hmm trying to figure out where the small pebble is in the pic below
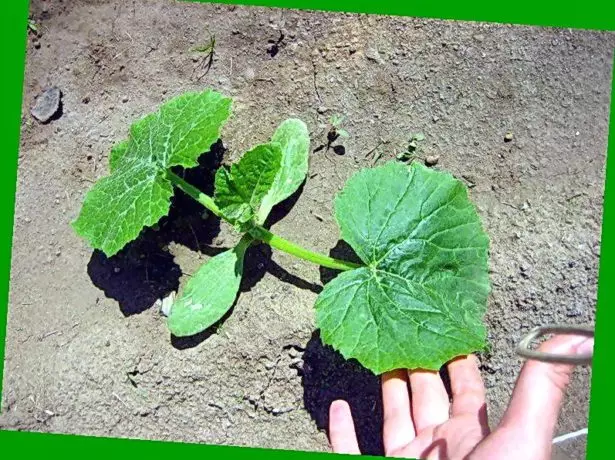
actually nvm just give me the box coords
[432,115,440,122]
[122,96,129,103]
[113,267,121,274]
[504,132,514,142]
[33,40,41,49]
[317,106,328,114]
[425,155,440,167]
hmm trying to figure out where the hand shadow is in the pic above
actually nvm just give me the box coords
[302,331,384,456]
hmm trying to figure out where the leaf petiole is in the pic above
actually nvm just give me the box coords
[166,170,222,217]
[248,226,361,272]
[166,170,361,271]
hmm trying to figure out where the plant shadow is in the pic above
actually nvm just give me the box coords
[302,331,384,456]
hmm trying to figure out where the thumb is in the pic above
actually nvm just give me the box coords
[499,334,593,453]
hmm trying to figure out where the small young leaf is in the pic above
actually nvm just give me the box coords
[73,90,232,256]
[315,161,490,374]
[167,236,251,337]
[257,119,310,224]
[215,143,282,229]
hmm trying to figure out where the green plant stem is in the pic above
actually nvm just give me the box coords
[166,171,221,217]
[166,171,362,271]
[248,226,361,271]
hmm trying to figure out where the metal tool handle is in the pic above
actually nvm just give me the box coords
[516,324,594,366]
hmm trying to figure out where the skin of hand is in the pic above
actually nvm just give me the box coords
[328,334,593,460]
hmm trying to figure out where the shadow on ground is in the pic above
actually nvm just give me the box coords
[301,331,384,456]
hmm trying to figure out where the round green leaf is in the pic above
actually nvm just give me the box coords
[315,161,490,374]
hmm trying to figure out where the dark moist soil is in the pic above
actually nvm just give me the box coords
[2,1,613,459]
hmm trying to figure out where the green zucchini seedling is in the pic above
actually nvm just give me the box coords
[73,89,490,375]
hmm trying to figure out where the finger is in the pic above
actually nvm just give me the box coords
[448,355,489,434]
[328,400,361,455]
[408,369,450,432]
[499,335,593,447]
[382,370,415,454]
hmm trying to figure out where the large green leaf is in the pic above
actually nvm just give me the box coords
[315,161,490,374]
[73,90,232,256]
[214,143,282,229]
[167,236,251,337]
[257,119,310,224]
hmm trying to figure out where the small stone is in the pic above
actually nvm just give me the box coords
[317,106,328,114]
[504,132,514,142]
[113,267,121,274]
[31,87,62,123]
[121,96,129,103]
[33,40,41,49]
[105,340,111,347]
[566,306,583,318]
[432,115,440,122]
[473,34,485,42]
[425,155,440,167]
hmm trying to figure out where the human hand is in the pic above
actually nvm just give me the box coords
[328,334,593,459]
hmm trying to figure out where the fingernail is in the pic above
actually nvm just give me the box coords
[576,338,594,356]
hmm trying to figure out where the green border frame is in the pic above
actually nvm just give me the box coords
[1,0,613,458]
